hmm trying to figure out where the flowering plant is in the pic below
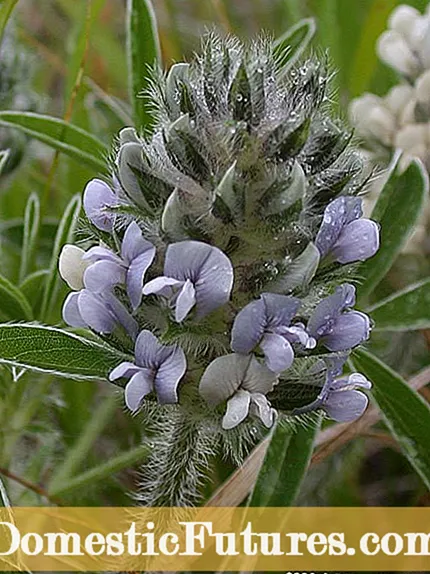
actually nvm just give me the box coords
[1,0,430,511]
[41,33,380,504]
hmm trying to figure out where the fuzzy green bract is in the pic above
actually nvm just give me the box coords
[6,33,382,506]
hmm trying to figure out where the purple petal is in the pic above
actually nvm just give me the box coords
[109,362,141,381]
[121,222,155,264]
[231,300,266,354]
[323,389,369,422]
[165,241,234,318]
[260,332,294,373]
[103,293,139,340]
[322,310,370,351]
[134,330,161,368]
[222,390,251,430]
[83,179,117,232]
[124,371,154,412]
[307,284,356,339]
[261,293,300,328]
[323,353,349,380]
[281,324,315,348]
[78,291,116,333]
[315,196,362,257]
[143,276,183,297]
[175,279,196,322]
[127,250,156,310]
[154,345,187,404]
[330,373,372,392]
[62,292,86,328]
[83,260,126,293]
[84,246,122,264]
[331,219,380,264]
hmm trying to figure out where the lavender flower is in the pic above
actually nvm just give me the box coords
[315,197,380,264]
[308,284,370,351]
[83,178,118,232]
[83,222,156,310]
[62,289,138,339]
[143,241,234,322]
[293,367,372,423]
[199,353,277,429]
[110,330,187,411]
[231,293,315,374]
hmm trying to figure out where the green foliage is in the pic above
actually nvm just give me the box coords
[249,417,320,506]
[368,278,430,331]
[352,349,430,490]
[358,159,428,302]
[0,112,108,172]
[127,0,161,129]
[0,324,128,380]
[274,18,316,74]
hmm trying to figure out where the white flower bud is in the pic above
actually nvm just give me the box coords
[395,124,427,154]
[399,98,417,126]
[416,70,430,104]
[384,84,414,117]
[58,245,90,291]
[377,30,420,77]
[388,5,420,40]
[349,94,395,145]
[417,25,430,68]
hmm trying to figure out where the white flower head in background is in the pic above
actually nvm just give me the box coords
[349,3,430,254]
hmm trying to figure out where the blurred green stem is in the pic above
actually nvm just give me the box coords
[49,445,150,498]
[47,393,119,493]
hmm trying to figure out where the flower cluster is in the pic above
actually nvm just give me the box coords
[59,33,380,432]
[349,3,430,252]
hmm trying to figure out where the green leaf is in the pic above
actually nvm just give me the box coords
[352,349,430,489]
[19,193,40,283]
[274,18,316,75]
[126,0,161,129]
[49,444,149,498]
[349,0,398,96]
[48,394,119,493]
[248,417,320,507]
[40,194,81,320]
[0,0,18,44]
[0,274,33,321]
[0,112,108,172]
[368,278,430,331]
[0,149,10,176]
[20,270,49,314]
[0,324,128,381]
[358,159,428,301]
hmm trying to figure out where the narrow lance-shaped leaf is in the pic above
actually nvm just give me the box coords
[19,193,40,283]
[126,0,161,129]
[274,18,316,76]
[0,274,33,321]
[367,278,430,331]
[40,194,81,320]
[352,349,430,490]
[0,0,18,44]
[0,111,108,172]
[0,324,129,382]
[0,149,10,176]
[248,416,320,507]
[358,159,428,301]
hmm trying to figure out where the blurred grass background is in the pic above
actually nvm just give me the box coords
[1,0,430,508]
